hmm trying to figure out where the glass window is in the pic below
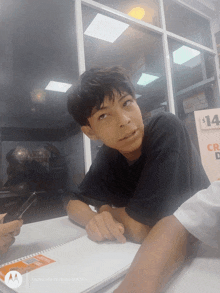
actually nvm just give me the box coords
[215,31,220,68]
[168,38,218,152]
[93,0,161,27]
[0,0,85,191]
[82,5,168,159]
[164,0,213,48]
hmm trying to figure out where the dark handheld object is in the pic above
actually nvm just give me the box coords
[4,192,38,223]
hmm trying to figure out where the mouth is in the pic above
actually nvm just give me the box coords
[120,130,137,141]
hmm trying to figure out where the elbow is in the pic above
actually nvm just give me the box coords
[66,199,73,214]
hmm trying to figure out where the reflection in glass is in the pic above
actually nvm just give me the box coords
[164,0,213,48]
[169,38,218,152]
[45,81,72,93]
[94,0,161,27]
[173,46,201,66]
[82,5,167,158]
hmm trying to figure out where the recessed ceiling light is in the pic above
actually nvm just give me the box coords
[45,81,72,93]
[173,45,200,65]
[137,73,159,86]
[84,13,129,43]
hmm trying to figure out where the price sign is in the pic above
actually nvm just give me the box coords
[200,114,220,130]
[195,108,220,183]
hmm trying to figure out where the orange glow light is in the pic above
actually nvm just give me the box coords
[128,7,145,20]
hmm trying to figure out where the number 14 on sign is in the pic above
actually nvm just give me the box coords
[201,114,220,129]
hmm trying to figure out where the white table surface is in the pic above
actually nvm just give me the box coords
[0,216,86,266]
[0,216,220,293]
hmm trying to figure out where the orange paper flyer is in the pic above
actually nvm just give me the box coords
[0,254,55,281]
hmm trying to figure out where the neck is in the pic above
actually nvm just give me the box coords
[120,146,142,163]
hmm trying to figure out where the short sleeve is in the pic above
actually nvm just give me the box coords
[174,181,220,248]
[74,146,116,209]
[125,113,210,226]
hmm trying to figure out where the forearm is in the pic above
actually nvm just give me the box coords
[66,200,96,227]
[115,215,192,293]
[99,205,150,243]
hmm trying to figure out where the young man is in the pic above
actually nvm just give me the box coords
[66,66,210,246]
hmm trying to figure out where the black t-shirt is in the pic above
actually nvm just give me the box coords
[73,112,210,226]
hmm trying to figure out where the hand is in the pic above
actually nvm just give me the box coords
[85,211,126,243]
[0,214,23,255]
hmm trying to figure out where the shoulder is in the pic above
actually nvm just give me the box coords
[142,112,187,153]
[144,112,185,142]
[144,112,183,133]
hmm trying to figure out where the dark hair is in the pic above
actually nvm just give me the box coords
[67,66,135,126]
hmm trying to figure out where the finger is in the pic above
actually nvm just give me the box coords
[116,223,125,234]
[95,214,115,241]
[86,221,104,242]
[17,218,23,225]
[0,220,22,236]
[101,212,124,241]
[0,237,15,254]
[10,236,15,246]
[12,227,21,236]
[0,234,15,247]
[0,213,7,224]
[102,213,126,244]
[0,245,9,255]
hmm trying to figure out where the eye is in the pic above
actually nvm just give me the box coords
[98,113,107,120]
[123,99,133,107]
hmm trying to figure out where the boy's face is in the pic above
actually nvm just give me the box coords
[81,91,144,160]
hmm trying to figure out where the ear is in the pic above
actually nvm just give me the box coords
[81,125,99,140]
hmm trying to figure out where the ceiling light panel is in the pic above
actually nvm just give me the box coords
[173,45,201,65]
[84,13,129,43]
[45,81,72,93]
[137,73,159,86]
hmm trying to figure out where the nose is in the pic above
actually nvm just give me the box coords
[117,112,131,128]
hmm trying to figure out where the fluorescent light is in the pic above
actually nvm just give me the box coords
[173,46,200,65]
[135,94,142,99]
[45,81,72,93]
[84,13,129,43]
[137,73,159,86]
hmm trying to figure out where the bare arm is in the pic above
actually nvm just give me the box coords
[67,200,150,243]
[66,200,126,243]
[114,215,196,293]
[99,205,151,243]
[66,200,97,227]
